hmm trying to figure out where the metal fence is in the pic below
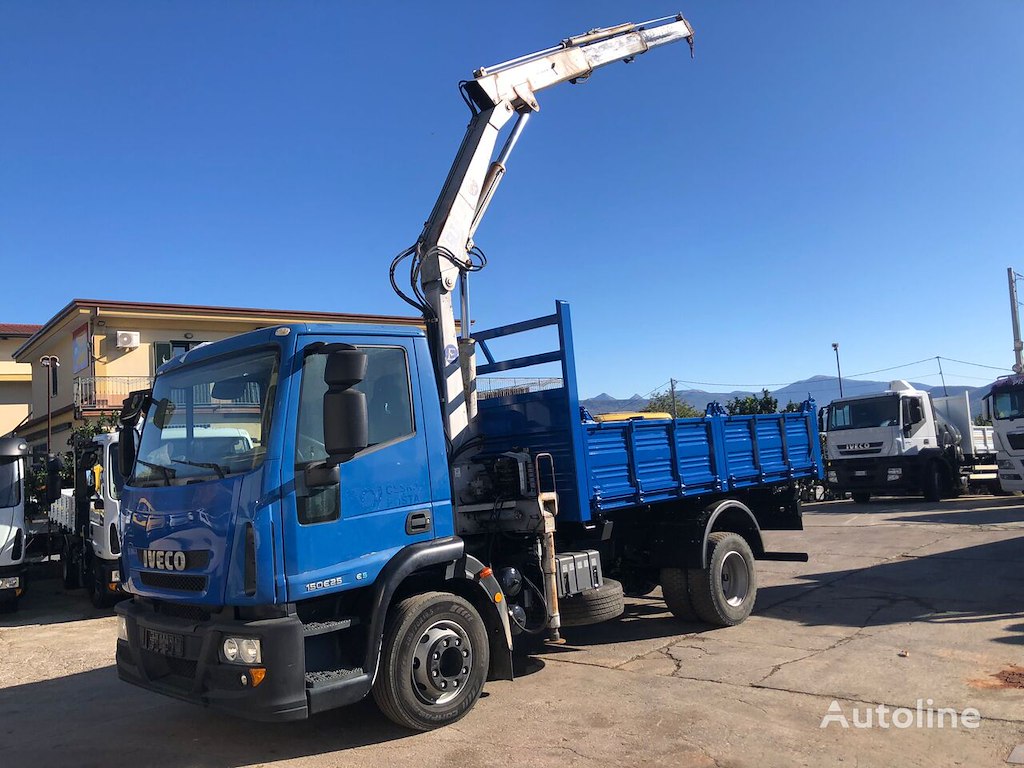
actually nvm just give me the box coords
[74,376,154,411]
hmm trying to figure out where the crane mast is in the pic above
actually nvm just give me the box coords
[407,14,694,446]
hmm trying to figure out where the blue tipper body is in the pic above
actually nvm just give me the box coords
[474,301,823,523]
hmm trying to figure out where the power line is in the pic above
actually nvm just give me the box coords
[936,356,1012,373]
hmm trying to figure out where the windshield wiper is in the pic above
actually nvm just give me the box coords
[135,459,175,486]
[170,458,226,479]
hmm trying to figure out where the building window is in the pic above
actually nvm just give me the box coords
[154,340,206,369]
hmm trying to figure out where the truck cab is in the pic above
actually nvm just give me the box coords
[115,323,467,723]
[824,380,960,502]
[0,437,29,610]
[986,375,1024,492]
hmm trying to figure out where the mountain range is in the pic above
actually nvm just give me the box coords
[581,375,993,416]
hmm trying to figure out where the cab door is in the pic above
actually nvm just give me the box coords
[280,335,444,601]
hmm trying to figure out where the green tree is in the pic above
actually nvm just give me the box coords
[725,389,778,415]
[643,390,702,418]
[782,401,802,413]
[974,414,992,426]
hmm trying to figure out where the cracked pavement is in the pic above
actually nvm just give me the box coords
[3,496,1024,767]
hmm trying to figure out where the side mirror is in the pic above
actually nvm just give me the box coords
[909,399,924,425]
[323,348,368,465]
[45,455,62,505]
[818,407,827,433]
[119,389,151,428]
[118,428,138,480]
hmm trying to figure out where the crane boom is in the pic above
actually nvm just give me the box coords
[408,14,694,446]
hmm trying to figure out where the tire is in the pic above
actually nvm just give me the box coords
[61,540,80,590]
[0,598,19,614]
[660,567,697,621]
[372,591,489,731]
[923,462,942,502]
[91,573,116,609]
[558,578,625,627]
[851,492,871,504]
[620,572,658,598]
[688,532,757,627]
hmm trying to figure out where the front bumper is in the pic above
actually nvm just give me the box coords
[826,456,925,495]
[0,563,25,602]
[115,598,309,722]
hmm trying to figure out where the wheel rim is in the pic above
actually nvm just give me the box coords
[411,619,473,706]
[720,551,750,607]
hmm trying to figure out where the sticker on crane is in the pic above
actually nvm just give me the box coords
[443,344,459,365]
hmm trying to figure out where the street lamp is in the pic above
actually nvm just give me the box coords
[831,343,843,398]
[39,355,60,454]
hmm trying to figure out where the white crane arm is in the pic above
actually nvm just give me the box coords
[408,14,694,445]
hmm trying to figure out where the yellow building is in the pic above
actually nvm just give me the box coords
[0,324,42,437]
[14,299,424,453]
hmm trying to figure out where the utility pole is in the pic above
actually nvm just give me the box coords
[831,343,843,397]
[1008,267,1023,373]
[39,355,60,454]
[670,378,677,417]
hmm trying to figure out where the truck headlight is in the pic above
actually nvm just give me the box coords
[827,471,838,483]
[887,467,903,480]
[0,576,20,589]
[117,616,128,642]
[222,636,261,664]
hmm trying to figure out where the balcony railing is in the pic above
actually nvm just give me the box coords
[74,376,154,411]
[477,376,563,400]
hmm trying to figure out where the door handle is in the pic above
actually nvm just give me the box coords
[405,511,431,535]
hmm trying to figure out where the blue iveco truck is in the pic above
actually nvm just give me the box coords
[114,15,823,730]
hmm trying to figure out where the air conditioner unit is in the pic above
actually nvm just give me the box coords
[115,330,141,350]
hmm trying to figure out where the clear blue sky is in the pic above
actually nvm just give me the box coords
[2,2,1022,398]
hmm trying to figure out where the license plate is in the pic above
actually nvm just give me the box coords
[854,470,868,476]
[142,628,184,658]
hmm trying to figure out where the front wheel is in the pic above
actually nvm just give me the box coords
[923,462,942,502]
[688,532,757,627]
[61,539,80,590]
[372,592,489,731]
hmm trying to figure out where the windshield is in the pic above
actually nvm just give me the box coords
[828,395,899,431]
[0,457,20,508]
[133,349,279,486]
[992,388,1024,421]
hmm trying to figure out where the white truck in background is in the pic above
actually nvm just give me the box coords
[985,375,1024,492]
[824,380,997,502]
[50,431,127,607]
[0,436,30,611]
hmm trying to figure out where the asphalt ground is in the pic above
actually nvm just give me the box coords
[2,495,1023,767]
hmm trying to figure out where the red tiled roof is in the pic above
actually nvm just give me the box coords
[0,323,42,336]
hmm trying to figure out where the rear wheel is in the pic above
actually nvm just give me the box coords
[373,592,488,731]
[660,567,697,621]
[923,462,943,502]
[851,491,871,504]
[688,532,757,627]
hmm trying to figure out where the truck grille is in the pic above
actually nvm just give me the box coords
[154,601,212,623]
[140,572,207,592]
[1007,433,1024,450]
